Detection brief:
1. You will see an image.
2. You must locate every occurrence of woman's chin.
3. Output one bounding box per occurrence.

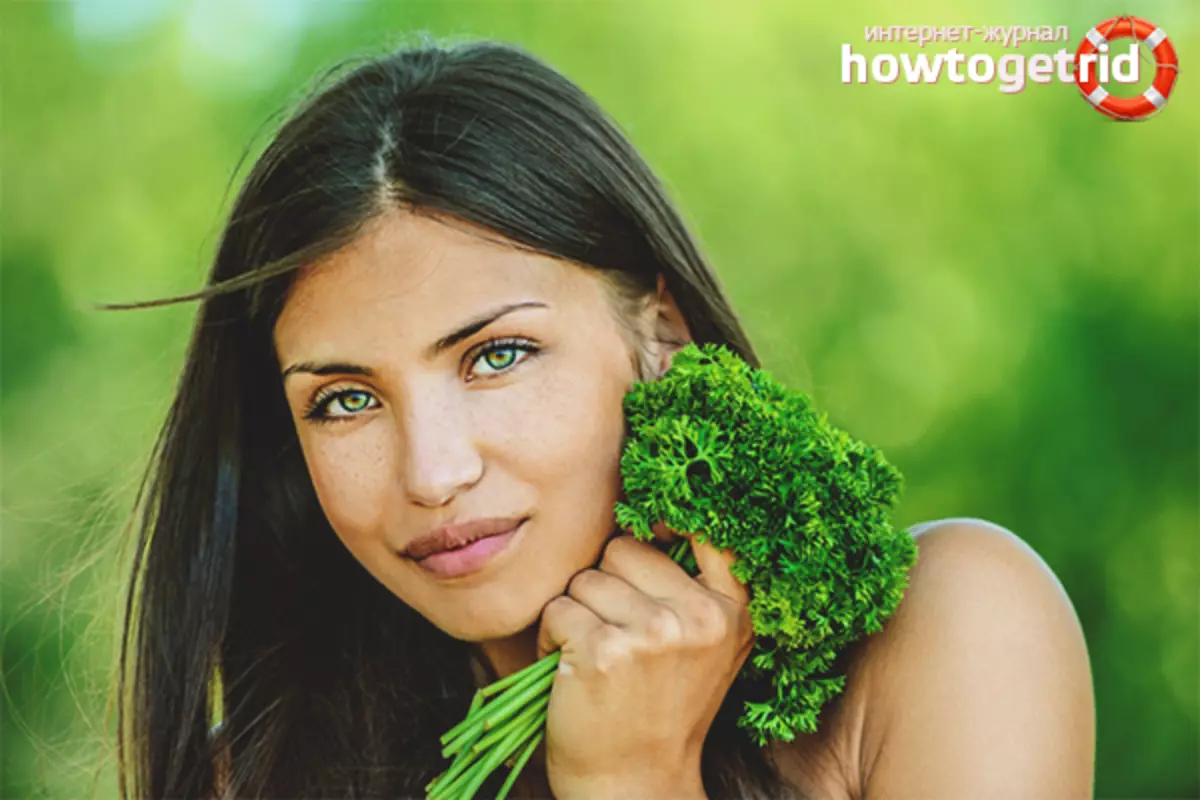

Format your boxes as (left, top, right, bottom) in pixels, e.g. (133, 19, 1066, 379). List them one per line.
(436, 605, 544, 644)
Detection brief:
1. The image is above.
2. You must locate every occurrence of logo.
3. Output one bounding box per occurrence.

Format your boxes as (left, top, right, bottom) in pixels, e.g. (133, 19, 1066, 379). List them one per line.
(843, 20, 1181, 121)
(1075, 16, 1179, 120)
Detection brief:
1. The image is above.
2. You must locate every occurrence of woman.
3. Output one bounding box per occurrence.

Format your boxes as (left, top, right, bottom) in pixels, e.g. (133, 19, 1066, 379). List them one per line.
(114, 38, 1095, 799)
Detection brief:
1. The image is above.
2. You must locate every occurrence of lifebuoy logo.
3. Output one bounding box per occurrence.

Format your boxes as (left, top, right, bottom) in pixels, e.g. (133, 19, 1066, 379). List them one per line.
(842, 18, 1180, 121)
(1075, 17, 1178, 120)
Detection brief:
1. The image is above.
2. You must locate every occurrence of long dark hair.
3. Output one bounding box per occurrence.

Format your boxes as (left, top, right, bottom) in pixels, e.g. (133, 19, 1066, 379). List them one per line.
(114, 36, 796, 799)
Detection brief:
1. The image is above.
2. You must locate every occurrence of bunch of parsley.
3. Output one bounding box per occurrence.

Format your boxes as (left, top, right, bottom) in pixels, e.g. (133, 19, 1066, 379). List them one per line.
(427, 342, 918, 799)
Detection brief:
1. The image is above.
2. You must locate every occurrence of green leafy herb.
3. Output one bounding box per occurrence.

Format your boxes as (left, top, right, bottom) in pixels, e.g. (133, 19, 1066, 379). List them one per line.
(614, 342, 917, 743)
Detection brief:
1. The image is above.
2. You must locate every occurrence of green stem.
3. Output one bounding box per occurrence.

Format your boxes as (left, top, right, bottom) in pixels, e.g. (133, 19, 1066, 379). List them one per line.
(440, 654, 559, 747)
(431, 738, 497, 800)
(668, 537, 699, 574)
(470, 694, 548, 755)
(494, 731, 544, 800)
(440, 669, 550, 756)
(479, 652, 559, 700)
(433, 725, 513, 800)
(456, 711, 541, 799)
(480, 670, 555, 731)
(443, 724, 483, 759)
(440, 715, 486, 755)
(428, 727, 483, 798)
(668, 538, 689, 562)
(432, 652, 561, 798)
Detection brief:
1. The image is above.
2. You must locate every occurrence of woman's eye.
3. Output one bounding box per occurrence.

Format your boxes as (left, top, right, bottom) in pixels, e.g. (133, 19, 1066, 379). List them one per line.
(307, 389, 379, 421)
(469, 338, 539, 379)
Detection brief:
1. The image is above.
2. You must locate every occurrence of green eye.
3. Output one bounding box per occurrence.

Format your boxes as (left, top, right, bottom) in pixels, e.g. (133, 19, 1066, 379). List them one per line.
(305, 388, 380, 422)
(483, 349, 517, 370)
(471, 338, 539, 379)
(337, 391, 372, 413)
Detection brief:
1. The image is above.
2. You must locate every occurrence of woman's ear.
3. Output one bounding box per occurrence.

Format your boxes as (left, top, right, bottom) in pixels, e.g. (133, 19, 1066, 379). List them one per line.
(643, 274, 693, 378)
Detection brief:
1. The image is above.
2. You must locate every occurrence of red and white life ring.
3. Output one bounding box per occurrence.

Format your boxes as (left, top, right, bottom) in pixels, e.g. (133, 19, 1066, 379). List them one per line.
(1075, 16, 1179, 120)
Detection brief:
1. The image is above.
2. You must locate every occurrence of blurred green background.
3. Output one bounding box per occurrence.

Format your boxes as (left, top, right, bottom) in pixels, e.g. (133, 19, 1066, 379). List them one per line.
(2, 0, 1196, 797)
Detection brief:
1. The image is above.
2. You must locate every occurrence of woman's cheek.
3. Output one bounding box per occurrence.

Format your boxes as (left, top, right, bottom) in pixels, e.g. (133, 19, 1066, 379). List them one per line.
(483, 365, 613, 476)
(509, 362, 628, 528)
(303, 428, 394, 545)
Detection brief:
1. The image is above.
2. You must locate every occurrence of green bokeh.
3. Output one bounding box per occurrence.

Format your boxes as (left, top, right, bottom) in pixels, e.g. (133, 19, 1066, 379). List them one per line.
(2, 1, 1196, 797)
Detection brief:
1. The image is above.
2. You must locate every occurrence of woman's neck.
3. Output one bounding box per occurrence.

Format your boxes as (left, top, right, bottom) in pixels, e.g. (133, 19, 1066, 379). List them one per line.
(474, 624, 541, 683)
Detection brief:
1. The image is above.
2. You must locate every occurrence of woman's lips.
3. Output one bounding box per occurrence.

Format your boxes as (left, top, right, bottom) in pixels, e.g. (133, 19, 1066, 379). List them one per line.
(410, 520, 525, 579)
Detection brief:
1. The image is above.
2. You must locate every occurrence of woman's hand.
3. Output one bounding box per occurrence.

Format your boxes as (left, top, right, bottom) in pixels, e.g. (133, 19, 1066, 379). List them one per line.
(536, 526, 754, 800)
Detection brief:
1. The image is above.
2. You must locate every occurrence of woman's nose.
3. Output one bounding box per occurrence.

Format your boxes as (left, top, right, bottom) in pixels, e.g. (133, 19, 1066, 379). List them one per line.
(396, 389, 483, 508)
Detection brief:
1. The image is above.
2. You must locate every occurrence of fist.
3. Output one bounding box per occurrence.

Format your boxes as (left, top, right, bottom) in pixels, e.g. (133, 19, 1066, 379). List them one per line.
(536, 528, 754, 799)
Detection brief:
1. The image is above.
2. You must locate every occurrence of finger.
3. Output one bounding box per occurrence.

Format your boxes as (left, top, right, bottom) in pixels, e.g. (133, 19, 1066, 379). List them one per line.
(681, 531, 750, 606)
(566, 567, 663, 628)
(650, 521, 677, 543)
(537, 594, 605, 661)
(599, 534, 696, 600)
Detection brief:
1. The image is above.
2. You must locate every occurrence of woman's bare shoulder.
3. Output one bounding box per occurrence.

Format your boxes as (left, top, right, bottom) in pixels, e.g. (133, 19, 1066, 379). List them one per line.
(769, 518, 1096, 799)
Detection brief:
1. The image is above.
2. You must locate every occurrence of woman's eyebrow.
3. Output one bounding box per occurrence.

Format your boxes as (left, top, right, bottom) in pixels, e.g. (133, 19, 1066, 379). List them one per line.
(425, 300, 548, 358)
(280, 301, 549, 380)
(281, 362, 373, 380)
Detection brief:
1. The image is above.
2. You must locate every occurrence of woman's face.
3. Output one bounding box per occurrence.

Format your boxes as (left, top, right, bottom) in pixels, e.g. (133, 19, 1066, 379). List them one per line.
(274, 208, 685, 643)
